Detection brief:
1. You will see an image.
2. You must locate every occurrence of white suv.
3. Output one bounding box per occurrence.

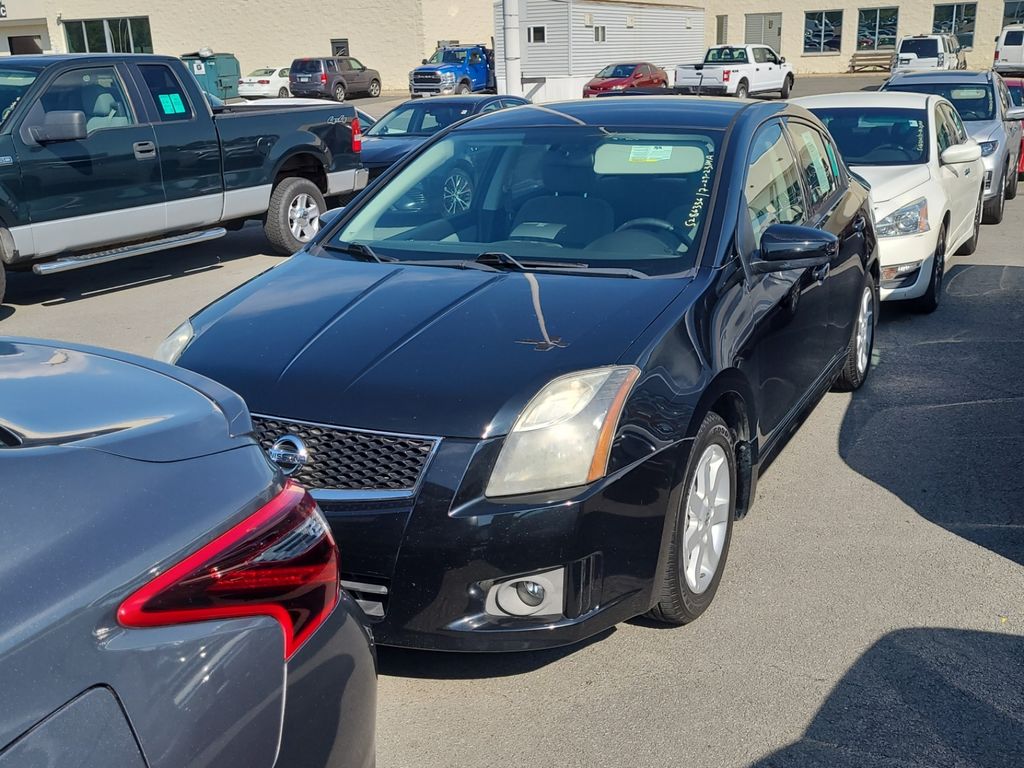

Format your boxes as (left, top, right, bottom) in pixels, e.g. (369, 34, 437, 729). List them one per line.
(994, 25, 1024, 75)
(894, 35, 966, 72)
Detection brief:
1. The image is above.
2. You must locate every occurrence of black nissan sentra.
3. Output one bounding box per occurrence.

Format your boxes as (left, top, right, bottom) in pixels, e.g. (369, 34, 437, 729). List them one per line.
(162, 97, 879, 651)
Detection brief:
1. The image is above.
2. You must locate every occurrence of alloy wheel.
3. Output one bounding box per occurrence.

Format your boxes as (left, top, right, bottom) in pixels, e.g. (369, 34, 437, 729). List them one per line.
(856, 284, 874, 376)
(442, 170, 473, 215)
(682, 444, 731, 595)
(288, 193, 320, 241)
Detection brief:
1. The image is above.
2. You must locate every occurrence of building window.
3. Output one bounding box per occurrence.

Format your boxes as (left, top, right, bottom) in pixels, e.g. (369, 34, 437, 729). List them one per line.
(857, 8, 898, 50)
(8, 35, 43, 54)
(804, 11, 843, 53)
(933, 3, 976, 49)
(716, 15, 729, 45)
(64, 17, 152, 54)
(1005, 1, 1024, 26)
(594, 25, 607, 42)
(527, 26, 546, 44)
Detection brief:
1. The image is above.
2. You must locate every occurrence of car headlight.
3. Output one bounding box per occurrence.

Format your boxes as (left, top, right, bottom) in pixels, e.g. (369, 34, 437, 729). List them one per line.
(440, 72, 455, 82)
(485, 366, 640, 497)
(979, 140, 998, 157)
(876, 197, 929, 238)
(154, 319, 194, 364)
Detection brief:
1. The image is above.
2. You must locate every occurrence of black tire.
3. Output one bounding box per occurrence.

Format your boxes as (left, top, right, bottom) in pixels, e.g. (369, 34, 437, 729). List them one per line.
(735, 80, 749, 99)
(264, 177, 327, 256)
(956, 190, 983, 256)
(368, 79, 381, 98)
(833, 272, 877, 392)
(332, 82, 346, 102)
(1007, 162, 1019, 200)
(780, 75, 793, 99)
(648, 412, 736, 625)
(0, 260, 6, 307)
(457, 82, 471, 95)
(911, 223, 946, 314)
(278, 87, 289, 98)
(982, 173, 1005, 224)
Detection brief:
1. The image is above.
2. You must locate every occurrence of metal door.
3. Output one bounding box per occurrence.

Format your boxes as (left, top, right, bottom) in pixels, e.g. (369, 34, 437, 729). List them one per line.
(745, 13, 782, 53)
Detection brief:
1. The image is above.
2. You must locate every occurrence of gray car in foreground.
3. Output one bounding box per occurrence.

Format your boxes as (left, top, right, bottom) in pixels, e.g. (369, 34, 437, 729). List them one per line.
(883, 69, 1024, 223)
(0, 338, 376, 768)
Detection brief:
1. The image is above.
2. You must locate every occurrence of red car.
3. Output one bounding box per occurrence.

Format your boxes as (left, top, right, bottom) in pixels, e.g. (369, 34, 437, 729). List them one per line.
(1006, 77, 1024, 177)
(583, 62, 668, 97)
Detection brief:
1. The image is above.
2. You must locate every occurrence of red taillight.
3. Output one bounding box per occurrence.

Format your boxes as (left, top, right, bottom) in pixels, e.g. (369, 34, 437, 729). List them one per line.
(118, 481, 339, 660)
(995, 49, 1000, 61)
(723, 69, 731, 82)
(321, 72, 328, 84)
(258, 79, 271, 84)
(351, 116, 362, 153)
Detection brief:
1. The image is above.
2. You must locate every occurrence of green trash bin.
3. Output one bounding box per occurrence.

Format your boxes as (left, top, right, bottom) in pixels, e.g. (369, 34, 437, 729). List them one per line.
(181, 49, 241, 101)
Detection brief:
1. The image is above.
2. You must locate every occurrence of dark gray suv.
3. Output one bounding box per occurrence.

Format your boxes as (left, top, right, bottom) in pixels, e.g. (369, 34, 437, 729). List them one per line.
(290, 57, 382, 101)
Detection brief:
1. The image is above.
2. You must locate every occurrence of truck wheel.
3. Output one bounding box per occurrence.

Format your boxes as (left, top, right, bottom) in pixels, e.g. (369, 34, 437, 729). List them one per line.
(457, 82, 471, 95)
(735, 80, 749, 99)
(368, 79, 381, 98)
(333, 82, 347, 102)
(780, 75, 793, 99)
(265, 177, 327, 256)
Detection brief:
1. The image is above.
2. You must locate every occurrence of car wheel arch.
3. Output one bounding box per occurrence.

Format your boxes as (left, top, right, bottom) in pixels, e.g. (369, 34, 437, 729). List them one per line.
(272, 148, 329, 194)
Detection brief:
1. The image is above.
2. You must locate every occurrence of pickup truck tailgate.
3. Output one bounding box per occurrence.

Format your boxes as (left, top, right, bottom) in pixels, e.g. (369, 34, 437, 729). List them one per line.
(675, 65, 727, 87)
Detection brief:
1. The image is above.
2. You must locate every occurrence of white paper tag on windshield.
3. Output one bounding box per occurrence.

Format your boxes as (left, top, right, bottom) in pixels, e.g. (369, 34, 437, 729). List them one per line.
(628, 145, 672, 163)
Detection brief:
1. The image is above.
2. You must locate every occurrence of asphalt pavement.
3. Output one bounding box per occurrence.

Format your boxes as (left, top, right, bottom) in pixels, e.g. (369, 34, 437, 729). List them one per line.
(3, 75, 1022, 768)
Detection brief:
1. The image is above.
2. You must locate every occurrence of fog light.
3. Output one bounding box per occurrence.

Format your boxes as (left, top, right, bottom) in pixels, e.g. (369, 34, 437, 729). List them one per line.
(882, 261, 923, 281)
(486, 568, 565, 618)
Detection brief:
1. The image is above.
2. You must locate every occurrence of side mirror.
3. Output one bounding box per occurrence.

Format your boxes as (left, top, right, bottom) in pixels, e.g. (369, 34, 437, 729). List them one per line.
(30, 110, 87, 143)
(780, 56, 787, 64)
(318, 206, 345, 230)
(1005, 106, 1024, 120)
(422, 59, 429, 65)
(751, 224, 838, 274)
(941, 141, 982, 164)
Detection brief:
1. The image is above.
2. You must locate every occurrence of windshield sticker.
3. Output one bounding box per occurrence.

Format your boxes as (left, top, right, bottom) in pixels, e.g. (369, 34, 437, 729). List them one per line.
(629, 145, 673, 163)
(158, 93, 187, 115)
(684, 150, 716, 230)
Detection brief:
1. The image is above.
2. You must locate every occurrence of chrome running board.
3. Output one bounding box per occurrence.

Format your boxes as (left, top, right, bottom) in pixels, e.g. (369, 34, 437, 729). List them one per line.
(33, 228, 227, 275)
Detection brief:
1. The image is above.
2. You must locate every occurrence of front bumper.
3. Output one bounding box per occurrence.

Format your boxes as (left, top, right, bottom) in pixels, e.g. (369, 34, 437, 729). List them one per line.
(313, 436, 689, 651)
(981, 152, 1007, 199)
(876, 229, 939, 301)
(410, 84, 456, 96)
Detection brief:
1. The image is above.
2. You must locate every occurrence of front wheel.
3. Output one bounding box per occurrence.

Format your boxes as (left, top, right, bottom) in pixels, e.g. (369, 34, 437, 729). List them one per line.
(982, 173, 1006, 224)
(911, 223, 946, 314)
(833, 273, 877, 392)
(456, 82, 471, 95)
(1007, 162, 1019, 200)
(780, 75, 793, 99)
(735, 80, 749, 99)
(647, 412, 736, 625)
(368, 79, 381, 98)
(264, 177, 327, 256)
(333, 82, 347, 102)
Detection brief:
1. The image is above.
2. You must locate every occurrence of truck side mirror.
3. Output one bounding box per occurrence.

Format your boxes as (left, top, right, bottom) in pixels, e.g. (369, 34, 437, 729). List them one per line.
(30, 110, 87, 144)
(422, 59, 428, 65)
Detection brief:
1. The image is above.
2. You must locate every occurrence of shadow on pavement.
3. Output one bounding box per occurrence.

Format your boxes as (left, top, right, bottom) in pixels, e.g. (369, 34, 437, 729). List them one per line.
(376, 628, 613, 680)
(751, 628, 1024, 767)
(3, 223, 276, 310)
(838, 263, 1024, 566)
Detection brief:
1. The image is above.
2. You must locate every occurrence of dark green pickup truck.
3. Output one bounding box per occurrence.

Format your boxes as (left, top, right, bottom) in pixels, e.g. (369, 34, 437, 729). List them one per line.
(0, 54, 368, 304)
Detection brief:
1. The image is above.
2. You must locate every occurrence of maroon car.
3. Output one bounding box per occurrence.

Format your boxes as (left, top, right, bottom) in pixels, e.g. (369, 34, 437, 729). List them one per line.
(583, 62, 668, 97)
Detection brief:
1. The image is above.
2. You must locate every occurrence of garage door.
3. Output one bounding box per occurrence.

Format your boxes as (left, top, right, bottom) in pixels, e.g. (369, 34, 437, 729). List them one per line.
(745, 13, 782, 53)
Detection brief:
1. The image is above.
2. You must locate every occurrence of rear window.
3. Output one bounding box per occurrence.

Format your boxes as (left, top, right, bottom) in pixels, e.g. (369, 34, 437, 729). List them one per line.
(705, 47, 748, 64)
(248, 68, 276, 77)
(291, 60, 323, 74)
(899, 38, 939, 58)
(1004, 31, 1024, 46)
(884, 82, 995, 121)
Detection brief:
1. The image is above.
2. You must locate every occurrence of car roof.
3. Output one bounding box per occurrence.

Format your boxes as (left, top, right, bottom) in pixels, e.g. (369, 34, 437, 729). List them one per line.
(452, 96, 789, 132)
(887, 70, 992, 84)
(1, 53, 180, 68)
(399, 94, 509, 107)
(796, 91, 935, 110)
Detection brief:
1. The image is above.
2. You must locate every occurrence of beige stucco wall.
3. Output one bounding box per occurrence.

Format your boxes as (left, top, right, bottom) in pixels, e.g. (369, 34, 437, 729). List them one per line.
(1, 0, 499, 89)
(699, 1, 1005, 74)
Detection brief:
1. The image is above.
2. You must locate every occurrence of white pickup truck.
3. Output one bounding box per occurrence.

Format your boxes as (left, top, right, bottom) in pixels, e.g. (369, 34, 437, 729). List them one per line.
(675, 45, 795, 99)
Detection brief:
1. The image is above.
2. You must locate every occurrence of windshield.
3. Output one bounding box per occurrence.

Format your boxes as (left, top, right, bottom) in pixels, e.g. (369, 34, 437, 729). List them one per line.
(597, 64, 638, 79)
(367, 102, 475, 137)
(327, 127, 723, 277)
(429, 49, 467, 65)
(813, 108, 928, 166)
(291, 59, 323, 74)
(1008, 83, 1024, 107)
(705, 47, 748, 64)
(899, 39, 940, 57)
(247, 68, 276, 77)
(885, 82, 994, 121)
(0, 67, 39, 128)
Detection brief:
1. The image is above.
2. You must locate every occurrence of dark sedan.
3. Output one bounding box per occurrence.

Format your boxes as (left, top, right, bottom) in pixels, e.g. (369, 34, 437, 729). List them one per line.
(583, 62, 669, 97)
(0, 339, 376, 767)
(164, 97, 879, 652)
(360, 95, 528, 180)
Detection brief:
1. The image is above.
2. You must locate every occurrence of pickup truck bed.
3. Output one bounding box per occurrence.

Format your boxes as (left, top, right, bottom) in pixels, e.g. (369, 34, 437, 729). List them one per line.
(675, 45, 794, 99)
(0, 54, 367, 304)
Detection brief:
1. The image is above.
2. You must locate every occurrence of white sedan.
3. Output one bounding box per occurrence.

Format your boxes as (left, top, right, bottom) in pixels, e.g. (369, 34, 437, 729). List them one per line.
(238, 66, 291, 99)
(797, 91, 984, 312)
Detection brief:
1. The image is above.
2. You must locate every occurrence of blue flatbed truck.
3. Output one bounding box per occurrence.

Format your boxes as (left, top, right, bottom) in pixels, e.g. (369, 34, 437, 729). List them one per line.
(409, 44, 496, 97)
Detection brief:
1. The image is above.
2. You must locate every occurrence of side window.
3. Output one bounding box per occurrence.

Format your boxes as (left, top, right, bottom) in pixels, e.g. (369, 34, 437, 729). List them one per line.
(279, 68, 290, 78)
(327, 60, 339, 73)
(935, 106, 955, 152)
(349, 58, 364, 70)
(469, 50, 483, 65)
(38, 66, 135, 134)
(766, 48, 780, 64)
(138, 64, 194, 122)
(745, 121, 806, 242)
(479, 100, 502, 113)
(948, 107, 967, 142)
(752, 48, 766, 64)
(787, 121, 839, 209)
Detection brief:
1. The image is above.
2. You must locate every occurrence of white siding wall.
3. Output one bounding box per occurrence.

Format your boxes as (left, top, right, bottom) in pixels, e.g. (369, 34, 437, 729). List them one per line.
(522, 0, 571, 77)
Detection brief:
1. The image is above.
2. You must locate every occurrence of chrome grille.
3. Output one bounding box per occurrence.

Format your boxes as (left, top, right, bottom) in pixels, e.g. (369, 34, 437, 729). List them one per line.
(252, 415, 436, 492)
(413, 71, 441, 84)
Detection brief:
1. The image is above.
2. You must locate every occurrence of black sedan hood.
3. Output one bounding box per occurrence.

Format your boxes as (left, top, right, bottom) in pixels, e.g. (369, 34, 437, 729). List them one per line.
(181, 253, 689, 439)
(360, 135, 426, 168)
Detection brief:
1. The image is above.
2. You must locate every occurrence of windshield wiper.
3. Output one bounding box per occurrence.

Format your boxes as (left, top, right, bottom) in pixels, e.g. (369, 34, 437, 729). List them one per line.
(392, 258, 502, 272)
(475, 251, 647, 279)
(323, 241, 397, 263)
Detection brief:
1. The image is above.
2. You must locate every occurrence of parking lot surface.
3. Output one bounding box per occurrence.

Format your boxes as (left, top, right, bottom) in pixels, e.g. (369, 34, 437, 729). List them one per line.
(3, 76, 1022, 768)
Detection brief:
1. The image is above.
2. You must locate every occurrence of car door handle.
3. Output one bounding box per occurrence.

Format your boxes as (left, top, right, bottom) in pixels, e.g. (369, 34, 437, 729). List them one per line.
(133, 141, 157, 161)
(812, 263, 830, 283)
